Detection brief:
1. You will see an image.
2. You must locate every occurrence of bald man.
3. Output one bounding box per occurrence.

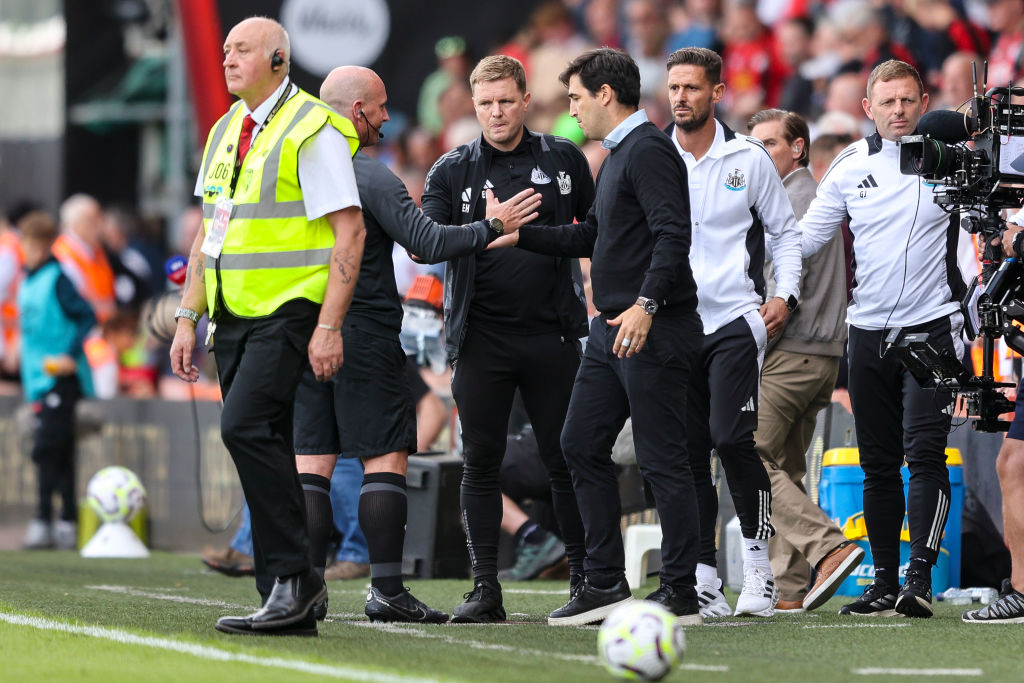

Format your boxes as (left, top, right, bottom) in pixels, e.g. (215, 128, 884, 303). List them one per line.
(171, 17, 365, 637)
(288, 65, 541, 624)
(54, 194, 115, 322)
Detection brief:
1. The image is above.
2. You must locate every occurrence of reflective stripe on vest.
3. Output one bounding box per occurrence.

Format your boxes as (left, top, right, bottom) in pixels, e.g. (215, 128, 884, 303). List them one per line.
(200, 89, 358, 318)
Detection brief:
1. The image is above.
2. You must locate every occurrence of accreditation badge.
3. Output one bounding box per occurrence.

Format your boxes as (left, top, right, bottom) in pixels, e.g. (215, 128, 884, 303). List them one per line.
(201, 197, 233, 258)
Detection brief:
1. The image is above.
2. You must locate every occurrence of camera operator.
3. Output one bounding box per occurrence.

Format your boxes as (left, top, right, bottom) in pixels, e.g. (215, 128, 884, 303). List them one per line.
(799, 59, 966, 619)
(961, 214, 1024, 623)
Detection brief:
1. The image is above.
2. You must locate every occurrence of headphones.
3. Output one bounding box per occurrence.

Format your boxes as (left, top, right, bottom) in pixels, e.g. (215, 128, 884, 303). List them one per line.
(271, 51, 284, 70)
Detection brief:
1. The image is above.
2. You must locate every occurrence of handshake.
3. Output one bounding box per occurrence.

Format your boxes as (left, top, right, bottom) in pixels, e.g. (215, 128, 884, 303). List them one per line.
(483, 188, 543, 248)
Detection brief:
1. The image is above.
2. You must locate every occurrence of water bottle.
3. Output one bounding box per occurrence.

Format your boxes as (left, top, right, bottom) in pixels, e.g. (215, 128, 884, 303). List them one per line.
(938, 587, 999, 605)
(938, 588, 974, 605)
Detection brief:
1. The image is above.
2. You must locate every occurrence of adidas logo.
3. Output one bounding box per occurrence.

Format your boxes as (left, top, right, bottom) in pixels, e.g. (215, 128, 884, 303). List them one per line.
(740, 397, 756, 412)
(857, 174, 879, 189)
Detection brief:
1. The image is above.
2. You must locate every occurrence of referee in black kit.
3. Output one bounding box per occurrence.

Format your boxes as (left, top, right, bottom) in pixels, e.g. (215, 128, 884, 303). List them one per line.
(504, 48, 704, 626)
(287, 66, 541, 625)
(421, 54, 594, 623)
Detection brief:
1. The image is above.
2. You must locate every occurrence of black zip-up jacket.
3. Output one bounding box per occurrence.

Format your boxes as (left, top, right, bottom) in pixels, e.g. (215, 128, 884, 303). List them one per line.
(421, 130, 594, 362)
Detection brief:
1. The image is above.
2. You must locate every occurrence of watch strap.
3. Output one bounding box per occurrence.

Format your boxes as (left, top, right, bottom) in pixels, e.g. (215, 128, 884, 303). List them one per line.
(175, 307, 201, 325)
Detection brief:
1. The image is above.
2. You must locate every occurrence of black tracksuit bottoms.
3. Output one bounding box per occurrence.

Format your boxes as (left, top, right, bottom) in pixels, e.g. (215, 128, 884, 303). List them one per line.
(452, 324, 586, 581)
(846, 313, 961, 572)
(560, 313, 702, 592)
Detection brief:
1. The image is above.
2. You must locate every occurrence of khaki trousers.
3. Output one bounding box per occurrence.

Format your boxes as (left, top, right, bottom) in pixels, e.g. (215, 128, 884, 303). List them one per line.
(754, 349, 849, 601)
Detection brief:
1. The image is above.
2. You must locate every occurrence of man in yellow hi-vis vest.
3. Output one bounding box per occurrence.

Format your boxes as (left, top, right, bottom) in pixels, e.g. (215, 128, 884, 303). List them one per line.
(170, 16, 365, 637)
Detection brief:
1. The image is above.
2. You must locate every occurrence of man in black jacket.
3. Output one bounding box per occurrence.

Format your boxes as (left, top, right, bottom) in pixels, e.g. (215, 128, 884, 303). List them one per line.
(283, 65, 541, 627)
(507, 47, 704, 626)
(421, 55, 593, 623)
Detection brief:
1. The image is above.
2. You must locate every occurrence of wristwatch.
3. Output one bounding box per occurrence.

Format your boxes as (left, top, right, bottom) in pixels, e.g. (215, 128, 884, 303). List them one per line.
(635, 296, 659, 315)
(779, 295, 798, 312)
(487, 217, 504, 235)
(175, 307, 201, 326)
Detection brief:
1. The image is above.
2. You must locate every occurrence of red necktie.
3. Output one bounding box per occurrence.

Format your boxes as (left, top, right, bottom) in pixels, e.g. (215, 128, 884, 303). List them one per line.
(237, 115, 256, 165)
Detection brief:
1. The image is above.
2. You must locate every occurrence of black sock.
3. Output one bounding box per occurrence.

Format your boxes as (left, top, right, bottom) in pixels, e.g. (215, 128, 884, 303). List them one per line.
(300, 473, 332, 578)
(875, 567, 898, 588)
(514, 521, 541, 545)
(359, 472, 407, 596)
(908, 557, 931, 580)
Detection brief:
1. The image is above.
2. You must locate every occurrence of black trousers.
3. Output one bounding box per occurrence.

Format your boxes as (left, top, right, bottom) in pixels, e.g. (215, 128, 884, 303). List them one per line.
(452, 324, 585, 580)
(688, 313, 774, 566)
(847, 313, 961, 570)
(31, 376, 81, 522)
(213, 299, 318, 580)
(560, 313, 702, 591)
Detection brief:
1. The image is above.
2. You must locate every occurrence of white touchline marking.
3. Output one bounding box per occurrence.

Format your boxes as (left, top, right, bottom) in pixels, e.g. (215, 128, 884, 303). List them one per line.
(0, 611, 440, 682)
(853, 668, 982, 677)
(86, 585, 246, 608)
(803, 624, 909, 629)
(351, 622, 730, 672)
(353, 622, 598, 664)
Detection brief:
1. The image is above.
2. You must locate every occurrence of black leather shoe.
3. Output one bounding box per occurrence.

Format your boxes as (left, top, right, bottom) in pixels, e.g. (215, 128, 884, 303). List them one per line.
(312, 596, 328, 621)
(548, 576, 633, 626)
(644, 584, 703, 625)
(215, 613, 318, 637)
(249, 568, 328, 630)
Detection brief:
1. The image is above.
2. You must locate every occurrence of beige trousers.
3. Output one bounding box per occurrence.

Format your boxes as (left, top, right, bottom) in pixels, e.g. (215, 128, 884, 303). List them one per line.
(754, 349, 849, 601)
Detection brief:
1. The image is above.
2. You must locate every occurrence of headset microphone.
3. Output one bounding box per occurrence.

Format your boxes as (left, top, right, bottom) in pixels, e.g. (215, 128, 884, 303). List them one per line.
(359, 108, 384, 140)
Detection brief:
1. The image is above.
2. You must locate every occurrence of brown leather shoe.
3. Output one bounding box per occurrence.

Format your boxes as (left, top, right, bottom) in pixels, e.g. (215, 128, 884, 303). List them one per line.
(775, 599, 806, 613)
(201, 547, 255, 577)
(324, 561, 370, 581)
(802, 541, 866, 611)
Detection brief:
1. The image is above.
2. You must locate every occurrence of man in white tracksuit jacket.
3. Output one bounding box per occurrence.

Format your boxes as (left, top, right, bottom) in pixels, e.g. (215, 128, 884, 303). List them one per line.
(663, 47, 802, 618)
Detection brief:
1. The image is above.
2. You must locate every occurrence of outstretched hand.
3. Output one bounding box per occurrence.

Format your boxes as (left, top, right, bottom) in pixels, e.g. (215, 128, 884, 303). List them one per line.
(486, 188, 541, 233)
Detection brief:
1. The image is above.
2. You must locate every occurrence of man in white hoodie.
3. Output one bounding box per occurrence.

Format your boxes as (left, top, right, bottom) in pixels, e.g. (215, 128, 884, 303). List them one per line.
(663, 47, 802, 618)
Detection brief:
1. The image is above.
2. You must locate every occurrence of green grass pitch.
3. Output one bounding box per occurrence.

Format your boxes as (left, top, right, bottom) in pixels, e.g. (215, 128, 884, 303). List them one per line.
(0, 551, 1015, 681)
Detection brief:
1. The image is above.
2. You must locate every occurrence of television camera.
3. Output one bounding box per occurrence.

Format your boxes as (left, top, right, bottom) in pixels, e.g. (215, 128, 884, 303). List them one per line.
(896, 66, 1024, 431)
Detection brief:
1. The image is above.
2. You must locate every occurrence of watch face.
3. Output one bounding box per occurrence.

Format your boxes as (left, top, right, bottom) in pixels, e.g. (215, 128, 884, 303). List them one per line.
(490, 217, 503, 234)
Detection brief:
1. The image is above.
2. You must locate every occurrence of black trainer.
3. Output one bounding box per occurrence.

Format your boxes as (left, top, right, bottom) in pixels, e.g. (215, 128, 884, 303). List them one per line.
(548, 577, 633, 626)
(963, 589, 1024, 623)
(451, 581, 506, 623)
(643, 584, 703, 626)
(895, 568, 933, 618)
(365, 586, 449, 624)
(838, 580, 899, 616)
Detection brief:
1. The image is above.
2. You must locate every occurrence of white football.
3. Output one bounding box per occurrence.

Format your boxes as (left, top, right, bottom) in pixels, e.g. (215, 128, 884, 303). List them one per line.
(597, 600, 686, 681)
(86, 466, 146, 523)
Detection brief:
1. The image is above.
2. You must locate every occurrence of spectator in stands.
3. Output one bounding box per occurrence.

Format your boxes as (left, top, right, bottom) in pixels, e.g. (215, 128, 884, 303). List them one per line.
(54, 194, 115, 323)
(100, 206, 153, 309)
(809, 132, 855, 183)
(832, 0, 917, 78)
(824, 72, 875, 138)
(747, 108, 864, 614)
(987, 0, 1024, 92)
(667, 0, 722, 54)
(776, 16, 818, 118)
(17, 211, 96, 551)
(901, 0, 989, 88)
(417, 36, 471, 138)
(0, 207, 24, 380)
(624, 0, 672, 102)
(718, 0, 787, 127)
(936, 51, 983, 112)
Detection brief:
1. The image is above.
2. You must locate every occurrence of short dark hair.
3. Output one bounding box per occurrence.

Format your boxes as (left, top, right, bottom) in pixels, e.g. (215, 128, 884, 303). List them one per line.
(666, 47, 722, 85)
(559, 47, 640, 108)
(747, 108, 811, 168)
(18, 210, 58, 242)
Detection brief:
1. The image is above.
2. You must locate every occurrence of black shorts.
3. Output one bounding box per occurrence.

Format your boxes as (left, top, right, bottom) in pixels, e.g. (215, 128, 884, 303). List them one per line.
(293, 326, 417, 459)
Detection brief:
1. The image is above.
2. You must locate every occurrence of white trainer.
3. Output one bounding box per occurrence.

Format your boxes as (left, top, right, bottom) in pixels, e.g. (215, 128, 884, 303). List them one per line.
(734, 565, 778, 617)
(53, 520, 77, 550)
(696, 579, 732, 618)
(23, 519, 52, 549)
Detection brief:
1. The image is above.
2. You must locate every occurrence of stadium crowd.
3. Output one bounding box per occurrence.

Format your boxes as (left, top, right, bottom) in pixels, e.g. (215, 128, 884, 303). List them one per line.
(7, 0, 1024, 631)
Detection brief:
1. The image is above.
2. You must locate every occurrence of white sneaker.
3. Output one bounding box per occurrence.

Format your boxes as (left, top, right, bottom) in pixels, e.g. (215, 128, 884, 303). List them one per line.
(53, 520, 77, 550)
(23, 519, 52, 549)
(734, 565, 778, 617)
(696, 579, 732, 617)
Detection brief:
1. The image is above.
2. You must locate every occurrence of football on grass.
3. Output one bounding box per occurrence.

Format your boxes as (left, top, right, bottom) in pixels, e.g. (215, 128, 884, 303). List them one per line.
(597, 600, 685, 681)
(86, 466, 146, 523)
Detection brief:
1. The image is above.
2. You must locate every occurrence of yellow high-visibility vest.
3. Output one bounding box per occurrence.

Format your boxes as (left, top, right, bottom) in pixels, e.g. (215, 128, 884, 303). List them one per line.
(199, 87, 359, 319)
